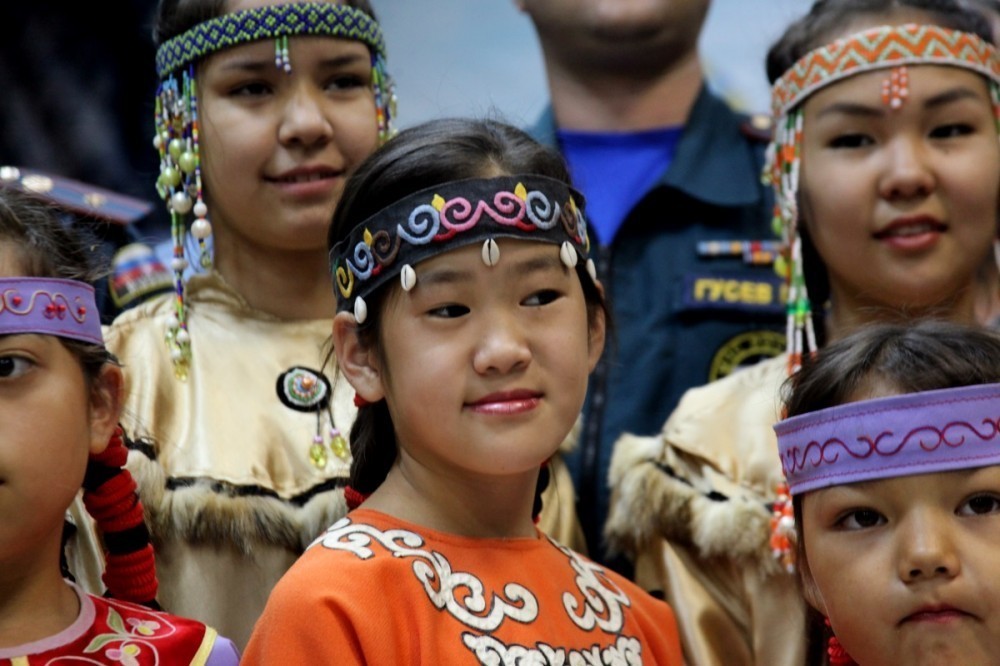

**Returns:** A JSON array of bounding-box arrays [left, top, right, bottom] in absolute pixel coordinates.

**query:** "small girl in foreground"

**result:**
[[243, 117, 683, 664], [0, 189, 238, 663], [776, 320, 1000, 665]]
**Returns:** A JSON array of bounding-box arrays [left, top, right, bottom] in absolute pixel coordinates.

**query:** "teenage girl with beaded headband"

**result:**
[[242, 117, 684, 664], [0, 188, 240, 664], [101, 0, 395, 649], [776, 320, 1000, 665], [602, 1, 1000, 664]]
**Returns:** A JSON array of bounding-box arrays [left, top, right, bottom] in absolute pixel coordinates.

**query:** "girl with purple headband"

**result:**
[[0, 189, 239, 664], [102, 0, 395, 649], [777, 320, 1000, 665], [605, 0, 1000, 664], [243, 117, 684, 664]]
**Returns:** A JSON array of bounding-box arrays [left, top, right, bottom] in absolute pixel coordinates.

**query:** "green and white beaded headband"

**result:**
[[155, 2, 386, 77]]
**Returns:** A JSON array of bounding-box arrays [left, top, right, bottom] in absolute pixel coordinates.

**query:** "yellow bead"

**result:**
[[309, 443, 328, 469], [330, 434, 349, 460]]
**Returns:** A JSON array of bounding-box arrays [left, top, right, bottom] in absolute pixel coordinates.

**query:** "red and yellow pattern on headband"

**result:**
[[771, 23, 1000, 116]]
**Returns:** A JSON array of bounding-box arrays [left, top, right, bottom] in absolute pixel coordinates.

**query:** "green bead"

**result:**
[[771, 216, 784, 237], [773, 255, 788, 279], [168, 138, 185, 161], [162, 166, 182, 188], [178, 151, 197, 174]]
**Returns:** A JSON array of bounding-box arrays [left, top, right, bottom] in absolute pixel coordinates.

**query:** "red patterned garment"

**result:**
[[0, 584, 239, 666]]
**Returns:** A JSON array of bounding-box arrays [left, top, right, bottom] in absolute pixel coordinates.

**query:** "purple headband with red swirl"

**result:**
[[0, 278, 103, 345], [774, 383, 1000, 495]]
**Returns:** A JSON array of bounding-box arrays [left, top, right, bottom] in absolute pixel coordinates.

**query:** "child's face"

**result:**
[[801, 467, 1000, 665], [362, 239, 603, 483], [0, 330, 102, 570], [198, 0, 379, 256], [798, 63, 999, 321]]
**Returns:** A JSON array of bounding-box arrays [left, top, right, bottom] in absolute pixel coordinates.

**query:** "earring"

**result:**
[[825, 618, 855, 665]]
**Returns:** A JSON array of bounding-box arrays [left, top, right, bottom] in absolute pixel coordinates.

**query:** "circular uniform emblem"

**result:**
[[709, 330, 785, 381]]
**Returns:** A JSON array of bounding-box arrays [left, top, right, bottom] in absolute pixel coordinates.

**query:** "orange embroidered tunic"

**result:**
[[244, 509, 683, 665]]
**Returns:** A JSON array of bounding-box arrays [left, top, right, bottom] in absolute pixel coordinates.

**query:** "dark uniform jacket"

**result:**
[[529, 86, 786, 561]]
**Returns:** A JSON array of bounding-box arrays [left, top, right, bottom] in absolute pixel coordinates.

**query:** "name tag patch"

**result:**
[[682, 272, 785, 315]]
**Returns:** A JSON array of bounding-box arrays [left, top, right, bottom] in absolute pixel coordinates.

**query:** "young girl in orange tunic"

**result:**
[[0, 189, 238, 665], [242, 117, 684, 664], [776, 320, 1000, 665]]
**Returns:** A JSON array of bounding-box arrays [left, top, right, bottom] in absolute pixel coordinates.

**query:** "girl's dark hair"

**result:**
[[0, 189, 110, 375], [782, 319, 1000, 663], [153, 0, 378, 47], [329, 117, 609, 498], [766, 0, 991, 84], [765, 0, 992, 312]]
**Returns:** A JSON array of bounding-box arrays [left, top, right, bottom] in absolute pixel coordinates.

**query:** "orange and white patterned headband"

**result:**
[[767, 23, 1000, 376], [771, 23, 1000, 116]]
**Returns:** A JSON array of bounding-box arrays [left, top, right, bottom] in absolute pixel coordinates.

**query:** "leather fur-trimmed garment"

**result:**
[[97, 271, 357, 649], [605, 354, 808, 666]]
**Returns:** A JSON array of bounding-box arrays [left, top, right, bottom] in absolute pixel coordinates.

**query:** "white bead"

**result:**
[[166, 314, 180, 330], [171, 257, 189, 272], [175, 329, 191, 344], [193, 200, 208, 218], [559, 241, 578, 269], [481, 238, 500, 267], [354, 296, 368, 324], [170, 347, 184, 361], [191, 218, 212, 240], [171, 191, 193, 214], [400, 264, 416, 291]]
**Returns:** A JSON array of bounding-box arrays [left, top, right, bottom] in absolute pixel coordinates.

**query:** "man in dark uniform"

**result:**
[[516, 0, 785, 566], [0, 165, 171, 323]]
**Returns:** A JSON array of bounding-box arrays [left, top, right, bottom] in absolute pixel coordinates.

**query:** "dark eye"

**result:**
[[837, 508, 885, 530], [327, 74, 366, 91], [0, 356, 32, 379], [958, 494, 1000, 516], [930, 123, 973, 139], [522, 290, 561, 307], [428, 304, 470, 319], [829, 133, 874, 149], [230, 81, 272, 97]]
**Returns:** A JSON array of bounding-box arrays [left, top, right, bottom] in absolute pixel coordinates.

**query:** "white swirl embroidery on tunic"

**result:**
[[462, 634, 643, 665], [550, 538, 631, 633], [314, 518, 538, 631]]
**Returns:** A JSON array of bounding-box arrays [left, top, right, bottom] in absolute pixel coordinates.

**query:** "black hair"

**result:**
[[328, 117, 610, 500], [0, 188, 111, 376], [153, 0, 379, 47], [781, 319, 1000, 663]]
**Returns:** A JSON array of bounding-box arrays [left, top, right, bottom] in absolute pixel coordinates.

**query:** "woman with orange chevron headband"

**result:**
[[0, 189, 240, 664], [603, 2, 1000, 665], [103, 0, 395, 650]]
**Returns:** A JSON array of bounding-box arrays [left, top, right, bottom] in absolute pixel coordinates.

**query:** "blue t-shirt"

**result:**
[[557, 127, 684, 243]]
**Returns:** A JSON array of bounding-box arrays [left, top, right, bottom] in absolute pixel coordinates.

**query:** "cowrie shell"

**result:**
[[353, 296, 368, 324], [400, 264, 416, 291], [586, 258, 597, 281], [560, 241, 578, 269], [482, 238, 500, 267]]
